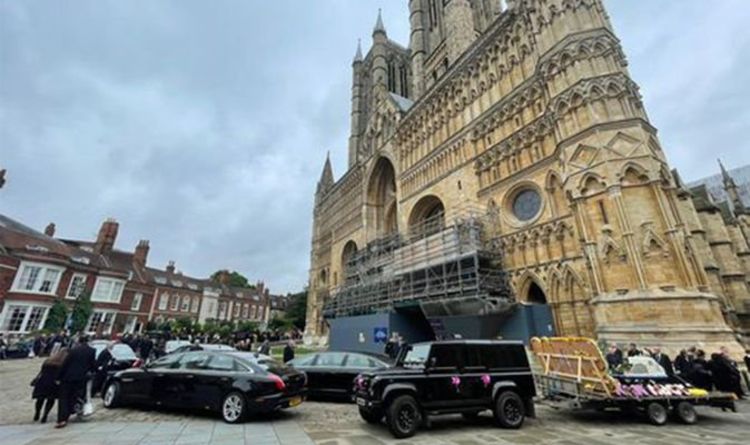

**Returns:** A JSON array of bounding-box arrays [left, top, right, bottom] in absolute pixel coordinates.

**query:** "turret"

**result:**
[[349, 40, 364, 167], [444, 0, 477, 64], [409, 0, 427, 98], [719, 159, 747, 214]]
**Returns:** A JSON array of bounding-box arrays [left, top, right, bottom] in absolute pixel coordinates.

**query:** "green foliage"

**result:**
[[174, 317, 195, 334], [210, 270, 255, 289], [70, 291, 93, 334], [44, 300, 69, 332], [284, 290, 308, 330], [267, 316, 293, 331], [236, 320, 259, 333]]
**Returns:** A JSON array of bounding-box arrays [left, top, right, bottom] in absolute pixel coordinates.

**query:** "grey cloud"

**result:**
[[1, 1, 749, 292]]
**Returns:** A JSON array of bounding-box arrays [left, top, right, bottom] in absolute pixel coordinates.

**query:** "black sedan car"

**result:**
[[91, 341, 142, 393], [102, 350, 307, 423], [287, 351, 392, 400]]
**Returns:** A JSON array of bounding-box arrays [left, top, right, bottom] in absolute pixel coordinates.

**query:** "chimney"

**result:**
[[44, 223, 56, 237], [166, 260, 175, 274], [94, 218, 119, 254], [133, 240, 149, 267]]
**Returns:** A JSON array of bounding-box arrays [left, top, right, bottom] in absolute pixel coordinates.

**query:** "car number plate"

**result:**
[[289, 397, 302, 407], [356, 397, 367, 407]]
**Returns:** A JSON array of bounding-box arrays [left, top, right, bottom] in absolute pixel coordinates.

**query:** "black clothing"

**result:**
[[259, 342, 271, 355], [384, 341, 397, 359], [34, 398, 54, 423], [606, 351, 622, 370], [674, 353, 692, 375], [57, 344, 96, 383], [653, 352, 674, 376], [283, 345, 295, 363], [626, 349, 641, 357], [32, 363, 60, 399], [57, 380, 85, 423], [711, 355, 743, 397], [33, 338, 45, 356], [687, 358, 713, 390], [140, 339, 153, 360]]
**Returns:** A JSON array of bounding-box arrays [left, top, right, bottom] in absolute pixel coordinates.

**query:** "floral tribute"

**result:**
[[481, 374, 491, 388]]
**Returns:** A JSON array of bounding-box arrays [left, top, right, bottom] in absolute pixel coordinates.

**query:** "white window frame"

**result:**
[[91, 277, 126, 303], [131, 293, 143, 311], [87, 310, 116, 335], [158, 292, 169, 311], [0, 301, 50, 334], [11, 261, 65, 296], [66, 273, 88, 299]]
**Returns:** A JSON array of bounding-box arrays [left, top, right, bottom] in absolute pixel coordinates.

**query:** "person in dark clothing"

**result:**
[[93, 343, 114, 394], [605, 344, 623, 371], [139, 337, 153, 361], [283, 340, 295, 363], [258, 339, 271, 356], [687, 350, 713, 390], [33, 336, 45, 357], [384, 333, 399, 359], [674, 349, 692, 375], [626, 343, 641, 357], [712, 348, 744, 398], [651, 347, 674, 376], [55, 336, 96, 428], [32, 348, 68, 423]]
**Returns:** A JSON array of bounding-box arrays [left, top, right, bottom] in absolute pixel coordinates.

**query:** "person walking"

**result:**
[[93, 342, 114, 395], [32, 348, 68, 423], [283, 340, 295, 363], [55, 335, 96, 429]]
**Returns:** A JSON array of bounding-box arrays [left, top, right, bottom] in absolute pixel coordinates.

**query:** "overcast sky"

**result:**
[[1, 1, 749, 294]]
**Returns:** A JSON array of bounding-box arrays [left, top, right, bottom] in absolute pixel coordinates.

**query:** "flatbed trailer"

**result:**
[[530, 337, 737, 425]]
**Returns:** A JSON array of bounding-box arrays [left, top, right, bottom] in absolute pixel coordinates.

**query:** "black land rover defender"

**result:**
[[353, 340, 536, 438]]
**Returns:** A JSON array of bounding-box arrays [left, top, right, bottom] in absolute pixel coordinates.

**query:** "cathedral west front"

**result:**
[[305, 0, 750, 356]]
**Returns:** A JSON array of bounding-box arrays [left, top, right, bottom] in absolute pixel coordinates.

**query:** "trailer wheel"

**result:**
[[674, 401, 697, 425], [646, 402, 668, 426]]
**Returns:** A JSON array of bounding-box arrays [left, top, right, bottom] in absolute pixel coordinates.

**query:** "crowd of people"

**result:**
[[605, 343, 748, 398]]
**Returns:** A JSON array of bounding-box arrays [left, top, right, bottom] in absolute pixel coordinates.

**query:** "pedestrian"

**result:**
[[626, 343, 641, 357], [384, 333, 398, 359], [258, 339, 271, 356], [32, 348, 68, 423], [605, 344, 623, 370], [0, 333, 7, 360], [687, 349, 712, 390], [33, 335, 45, 358], [713, 347, 744, 398], [94, 342, 114, 394], [283, 340, 295, 363], [651, 347, 674, 376], [55, 335, 96, 429], [140, 336, 153, 361], [674, 349, 692, 375]]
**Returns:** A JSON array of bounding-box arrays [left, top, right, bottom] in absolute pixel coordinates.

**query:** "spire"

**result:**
[[353, 39, 363, 64], [718, 159, 747, 214], [373, 8, 386, 36], [719, 159, 735, 186], [317, 152, 334, 196]]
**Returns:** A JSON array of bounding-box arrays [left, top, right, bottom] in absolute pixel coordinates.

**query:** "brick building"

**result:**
[[0, 214, 280, 336]]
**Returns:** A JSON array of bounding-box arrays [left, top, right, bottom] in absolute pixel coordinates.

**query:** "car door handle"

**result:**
[[184, 374, 195, 379]]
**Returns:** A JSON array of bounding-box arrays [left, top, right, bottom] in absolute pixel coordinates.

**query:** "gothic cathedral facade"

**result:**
[[306, 0, 749, 355]]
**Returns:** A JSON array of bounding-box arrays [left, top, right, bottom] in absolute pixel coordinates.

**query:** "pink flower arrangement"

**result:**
[[451, 376, 461, 389], [481, 374, 491, 387]]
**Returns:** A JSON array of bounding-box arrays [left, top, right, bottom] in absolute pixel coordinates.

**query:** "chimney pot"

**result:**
[[134, 239, 150, 267], [166, 260, 175, 274], [44, 223, 56, 237], [94, 218, 119, 254]]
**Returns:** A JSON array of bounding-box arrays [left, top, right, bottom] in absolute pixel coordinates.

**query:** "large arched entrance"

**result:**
[[408, 195, 445, 238], [527, 282, 548, 304], [341, 241, 358, 283], [367, 157, 398, 237]]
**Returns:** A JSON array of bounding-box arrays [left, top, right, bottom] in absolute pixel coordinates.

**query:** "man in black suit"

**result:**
[[651, 347, 674, 376], [55, 335, 96, 428]]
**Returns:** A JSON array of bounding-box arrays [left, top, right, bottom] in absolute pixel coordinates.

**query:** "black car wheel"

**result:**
[[221, 392, 247, 424], [646, 402, 668, 426], [359, 407, 384, 424], [674, 401, 697, 424], [386, 395, 421, 439], [102, 382, 121, 408], [493, 391, 525, 429]]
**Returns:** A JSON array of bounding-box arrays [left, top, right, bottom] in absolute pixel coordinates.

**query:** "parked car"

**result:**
[[91, 341, 142, 393], [172, 343, 237, 354], [287, 351, 392, 400], [3, 340, 33, 359], [102, 350, 307, 423], [165, 340, 192, 354], [353, 340, 536, 438]]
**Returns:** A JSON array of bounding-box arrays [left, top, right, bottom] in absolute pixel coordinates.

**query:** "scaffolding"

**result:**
[[323, 207, 514, 319]]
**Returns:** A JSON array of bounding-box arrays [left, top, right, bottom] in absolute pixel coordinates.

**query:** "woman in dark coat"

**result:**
[[687, 350, 713, 391], [32, 348, 68, 423]]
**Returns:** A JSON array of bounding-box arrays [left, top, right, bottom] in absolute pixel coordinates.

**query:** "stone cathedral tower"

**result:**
[[306, 0, 747, 356]]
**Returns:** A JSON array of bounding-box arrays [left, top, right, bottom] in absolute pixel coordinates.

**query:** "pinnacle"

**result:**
[[353, 39, 363, 63], [373, 8, 386, 36]]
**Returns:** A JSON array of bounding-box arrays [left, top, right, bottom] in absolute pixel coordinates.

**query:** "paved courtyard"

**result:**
[[1, 358, 749, 444]]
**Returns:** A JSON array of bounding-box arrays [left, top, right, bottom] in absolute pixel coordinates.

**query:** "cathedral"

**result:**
[[305, 0, 750, 356]]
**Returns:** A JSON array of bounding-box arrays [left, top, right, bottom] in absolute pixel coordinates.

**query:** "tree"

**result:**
[[267, 316, 293, 331], [70, 291, 93, 334], [210, 270, 255, 288], [236, 320, 259, 333], [284, 290, 308, 330], [44, 300, 69, 332], [174, 317, 195, 335]]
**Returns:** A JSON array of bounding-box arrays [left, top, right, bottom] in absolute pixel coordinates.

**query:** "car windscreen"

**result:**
[[229, 352, 284, 373], [111, 344, 136, 360], [402, 344, 430, 367]]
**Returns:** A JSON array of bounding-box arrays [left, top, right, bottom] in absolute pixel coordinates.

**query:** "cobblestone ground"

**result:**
[[2, 358, 749, 444]]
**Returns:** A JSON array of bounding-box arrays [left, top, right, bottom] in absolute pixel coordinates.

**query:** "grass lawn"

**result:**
[[270, 345, 321, 361]]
